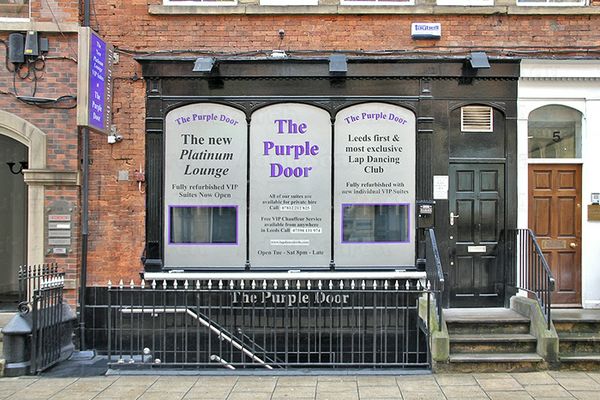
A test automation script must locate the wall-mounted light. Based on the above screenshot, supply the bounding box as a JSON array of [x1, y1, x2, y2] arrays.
[[468, 51, 490, 69], [6, 161, 28, 175], [193, 57, 216, 73], [329, 54, 347, 75]]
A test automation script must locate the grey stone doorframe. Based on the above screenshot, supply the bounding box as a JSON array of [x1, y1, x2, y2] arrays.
[[0, 110, 79, 265]]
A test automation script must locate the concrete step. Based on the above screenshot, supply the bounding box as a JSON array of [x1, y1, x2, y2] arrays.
[[558, 334, 600, 354], [445, 309, 530, 335], [438, 352, 545, 373], [559, 354, 600, 370], [553, 309, 600, 334], [450, 333, 537, 354]]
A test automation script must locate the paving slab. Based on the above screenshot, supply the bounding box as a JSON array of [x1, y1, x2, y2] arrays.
[[276, 376, 318, 386], [569, 392, 600, 400], [435, 373, 478, 386], [487, 391, 534, 400], [524, 384, 575, 398], [357, 376, 398, 386], [358, 385, 402, 398], [476, 377, 523, 391], [271, 385, 316, 398], [512, 372, 557, 385], [552, 377, 600, 391], [441, 384, 489, 399]]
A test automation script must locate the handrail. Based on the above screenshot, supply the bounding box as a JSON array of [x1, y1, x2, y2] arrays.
[[425, 228, 445, 331], [508, 229, 556, 330]]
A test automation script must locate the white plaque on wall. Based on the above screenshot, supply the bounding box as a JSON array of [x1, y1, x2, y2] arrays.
[[249, 104, 332, 267], [334, 103, 416, 267], [164, 103, 247, 267]]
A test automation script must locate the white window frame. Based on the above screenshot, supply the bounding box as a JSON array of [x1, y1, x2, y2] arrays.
[[340, 0, 414, 5], [163, 0, 237, 6], [516, 0, 586, 6], [436, 0, 493, 6], [0, 0, 31, 21], [260, 0, 318, 5]]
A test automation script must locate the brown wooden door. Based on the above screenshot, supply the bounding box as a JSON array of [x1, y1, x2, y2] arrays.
[[528, 164, 582, 306]]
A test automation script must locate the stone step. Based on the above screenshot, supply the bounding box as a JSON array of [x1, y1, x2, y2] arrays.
[[558, 334, 600, 354], [559, 354, 600, 370], [439, 352, 545, 373], [554, 321, 600, 335], [449, 352, 544, 363], [450, 333, 537, 354], [445, 308, 531, 335]]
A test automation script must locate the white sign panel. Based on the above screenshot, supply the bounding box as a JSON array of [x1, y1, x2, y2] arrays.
[[250, 104, 332, 267], [164, 103, 247, 267], [334, 103, 416, 266], [433, 175, 449, 200], [411, 23, 442, 40]]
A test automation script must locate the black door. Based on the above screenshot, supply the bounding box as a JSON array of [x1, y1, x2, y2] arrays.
[[448, 163, 505, 307]]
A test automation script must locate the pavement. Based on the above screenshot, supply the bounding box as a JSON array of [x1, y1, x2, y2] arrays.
[[0, 371, 600, 399]]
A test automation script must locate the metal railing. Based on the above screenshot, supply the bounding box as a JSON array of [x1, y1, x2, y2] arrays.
[[107, 277, 432, 369], [18, 263, 60, 311], [424, 229, 444, 331], [18, 264, 66, 374], [506, 229, 555, 330]]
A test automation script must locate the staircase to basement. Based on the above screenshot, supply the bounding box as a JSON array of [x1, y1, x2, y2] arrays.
[[553, 309, 600, 369], [440, 308, 546, 372]]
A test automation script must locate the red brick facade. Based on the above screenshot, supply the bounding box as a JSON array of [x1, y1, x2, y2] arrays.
[[2, 0, 600, 295]]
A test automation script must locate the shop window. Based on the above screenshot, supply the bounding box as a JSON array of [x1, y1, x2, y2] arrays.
[[0, 0, 29, 19], [342, 204, 409, 243], [528, 105, 582, 159], [169, 206, 237, 244], [461, 106, 493, 133], [163, 102, 416, 269]]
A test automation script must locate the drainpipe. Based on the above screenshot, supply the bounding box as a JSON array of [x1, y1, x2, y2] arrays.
[[79, 0, 91, 350]]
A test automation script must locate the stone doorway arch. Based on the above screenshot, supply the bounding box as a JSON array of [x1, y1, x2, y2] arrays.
[[0, 110, 78, 265]]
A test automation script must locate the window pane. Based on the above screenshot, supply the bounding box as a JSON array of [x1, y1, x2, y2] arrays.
[[0, 0, 29, 19], [528, 105, 582, 159], [342, 204, 409, 243], [170, 206, 237, 244]]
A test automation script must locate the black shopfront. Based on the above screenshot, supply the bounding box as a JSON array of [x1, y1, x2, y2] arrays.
[[86, 57, 519, 369]]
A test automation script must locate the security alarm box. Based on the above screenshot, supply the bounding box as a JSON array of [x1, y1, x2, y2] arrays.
[[417, 200, 435, 228]]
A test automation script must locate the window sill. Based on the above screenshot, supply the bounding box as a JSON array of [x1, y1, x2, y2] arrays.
[[0, 20, 79, 32], [149, 4, 600, 14]]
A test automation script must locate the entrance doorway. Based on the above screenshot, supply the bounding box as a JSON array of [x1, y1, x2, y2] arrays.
[[448, 163, 505, 307], [0, 135, 27, 310], [528, 164, 582, 306]]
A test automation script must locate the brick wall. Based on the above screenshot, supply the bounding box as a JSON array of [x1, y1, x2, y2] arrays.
[[81, 10, 600, 284], [0, 32, 79, 304]]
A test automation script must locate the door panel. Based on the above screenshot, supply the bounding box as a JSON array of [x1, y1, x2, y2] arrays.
[[449, 163, 505, 307], [528, 164, 581, 306]]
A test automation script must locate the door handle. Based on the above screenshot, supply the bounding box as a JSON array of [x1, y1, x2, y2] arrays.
[[450, 212, 459, 226], [570, 242, 578, 248]]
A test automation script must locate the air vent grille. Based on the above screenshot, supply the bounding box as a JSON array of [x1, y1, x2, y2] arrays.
[[461, 106, 493, 132]]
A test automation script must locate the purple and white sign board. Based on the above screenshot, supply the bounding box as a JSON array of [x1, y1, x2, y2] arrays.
[[334, 103, 416, 266], [77, 28, 113, 134], [164, 104, 247, 267], [249, 104, 332, 267]]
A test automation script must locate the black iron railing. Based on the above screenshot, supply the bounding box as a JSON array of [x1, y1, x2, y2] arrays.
[[507, 229, 555, 330], [18, 264, 66, 374], [107, 277, 431, 369], [18, 263, 60, 311], [424, 229, 444, 331]]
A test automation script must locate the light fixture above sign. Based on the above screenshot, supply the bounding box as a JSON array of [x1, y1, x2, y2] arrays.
[[411, 23, 441, 40]]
